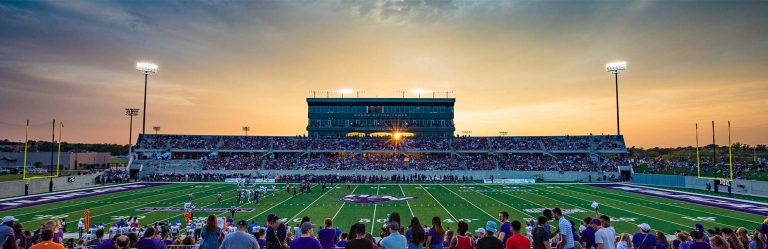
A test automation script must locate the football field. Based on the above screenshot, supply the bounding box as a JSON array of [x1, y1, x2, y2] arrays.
[[1, 182, 765, 235]]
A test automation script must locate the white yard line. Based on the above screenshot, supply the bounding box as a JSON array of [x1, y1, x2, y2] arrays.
[[288, 186, 335, 222], [474, 185, 532, 218], [372, 185, 380, 231], [419, 184, 457, 221], [559, 185, 739, 228], [13, 184, 187, 217], [441, 185, 496, 220], [576, 185, 760, 225], [529, 185, 656, 226], [332, 185, 359, 221], [133, 185, 235, 221], [485, 185, 613, 225], [399, 184, 415, 218], [244, 187, 306, 222]]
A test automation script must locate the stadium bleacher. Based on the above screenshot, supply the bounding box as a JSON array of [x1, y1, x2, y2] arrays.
[[133, 134, 628, 172]]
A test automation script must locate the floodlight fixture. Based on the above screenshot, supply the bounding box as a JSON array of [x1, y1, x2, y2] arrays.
[[605, 61, 627, 73], [605, 60, 628, 135], [136, 62, 158, 134], [136, 62, 158, 74]]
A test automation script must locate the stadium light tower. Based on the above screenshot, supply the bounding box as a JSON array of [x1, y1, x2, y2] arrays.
[[410, 89, 433, 98], [243, 126, 251, 136], [125, 108, 140, 161], [136, 62, 158, 134], [605, 61, 627, 136], [153, 126, 161, 134]]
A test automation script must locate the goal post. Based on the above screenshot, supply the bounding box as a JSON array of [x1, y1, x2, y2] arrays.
[[695, 121, 734, 183], [22, 120, 63, 180]]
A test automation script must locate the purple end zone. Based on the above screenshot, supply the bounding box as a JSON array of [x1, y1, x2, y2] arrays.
[[0, 182, 168, 211], [591, 184, 768, 216]]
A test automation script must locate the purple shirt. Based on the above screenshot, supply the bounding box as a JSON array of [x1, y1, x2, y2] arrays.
[[632, 233, 657, 249], [581, 227, 596, 249], [289, 236, 322, 249], [759, 224, 768, 235], [691, 242, 711, 249], [500, 221, 513, 243], [337, 240, 348, 248], [137, 238, 164, 249], [96, 240, 115, 249], [318, 228, 337, 249], [428, 228, 443, 245]]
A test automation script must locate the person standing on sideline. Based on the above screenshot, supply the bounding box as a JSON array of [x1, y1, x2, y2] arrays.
[[554, 208, 575, 249], [505, 221, 530, 249], [497, 212, 513, 244], [221, 220, 260, 249]]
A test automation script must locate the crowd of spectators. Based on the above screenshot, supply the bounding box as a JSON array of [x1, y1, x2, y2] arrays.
[[95, 169, 130, 184], [195, 152, 626, 172], [4, 206, 766, 249], [135, 135, 626, 152]]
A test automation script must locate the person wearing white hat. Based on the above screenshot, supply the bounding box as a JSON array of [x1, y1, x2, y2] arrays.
[[631, 223, 657, 249], [0, 216, 18, 248]]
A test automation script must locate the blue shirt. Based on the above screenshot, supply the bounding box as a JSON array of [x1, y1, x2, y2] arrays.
[[380, 232, 408, 249], [558, 217, 574, 249]]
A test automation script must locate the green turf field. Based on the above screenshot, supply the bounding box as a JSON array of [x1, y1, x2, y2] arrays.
[[1, 183, 764, 235]]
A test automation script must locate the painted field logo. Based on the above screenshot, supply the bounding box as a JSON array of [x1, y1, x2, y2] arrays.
[[524, 208, 587, 214], [339, 194, 415, 204]]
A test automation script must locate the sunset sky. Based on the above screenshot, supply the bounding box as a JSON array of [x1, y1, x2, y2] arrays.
[[0, 0, 766, 148]]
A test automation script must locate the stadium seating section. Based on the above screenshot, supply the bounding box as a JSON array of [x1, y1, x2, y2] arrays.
[[134, 135, 629, 172]]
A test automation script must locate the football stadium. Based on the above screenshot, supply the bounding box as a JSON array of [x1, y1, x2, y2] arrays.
[[1, 2, 767, 249]]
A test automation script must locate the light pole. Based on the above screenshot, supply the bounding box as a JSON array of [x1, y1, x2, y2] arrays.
[[499, 131, 508, 137], [605, 61, 627, 136], [243, 126, 251, 136], [153, 126, 161, 134], [136, 62, 158, 134], [126, 108, 139, 162]]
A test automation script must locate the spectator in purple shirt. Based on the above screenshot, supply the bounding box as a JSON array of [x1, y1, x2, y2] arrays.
[[497, 211, 513, 244], [317, 219, 338, 249], [289, 222, 322, 249], [337, 233, 349, 249], [136, 228, 165, 249], [581, 218, 599, 249], [632, 224, 657, 249], [426, 217, 445, 249], [690, 231, 712, 249]]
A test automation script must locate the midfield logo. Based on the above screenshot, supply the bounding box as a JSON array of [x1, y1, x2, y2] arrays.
[[339, 194, 416, 204]]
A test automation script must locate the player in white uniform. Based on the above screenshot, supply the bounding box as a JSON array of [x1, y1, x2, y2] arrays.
[[170, 222, 180, 237], [108, 225, 118, 238], [77, 219, 85, 238]]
